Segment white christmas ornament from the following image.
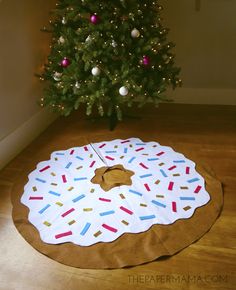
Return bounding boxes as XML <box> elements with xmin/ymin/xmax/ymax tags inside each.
<box><xmin>119</xmin><ymin>86</ymin><xmax>129</xmax><ymax>96</ymax></box>
<box><xmin>92</xmin><ymin>67</ymin><xmax>101</xmax><ymax>76</ymax></box>
<box><xmin>53</xmin><ymin>72</ymin><xmax>62</xmax><ymax>82</ymax></box>
<box><xmin>58</xmin><ymin>36</ymin><xmax>65</xmax><ymax>44</ymax></box>
<box><xmin>131</xmin><ymin>28</ymin><xmax>140</xmax><ymax>38</ymax></box>
<box><xmin>85</xmin><ymin>35</ymin><xmax>92</xmax><ymax>42</ymax></box>
<box><xmin>62</xmin><ymin>17</ymin><xmax>67</xmax><ymax>25</ymax></box>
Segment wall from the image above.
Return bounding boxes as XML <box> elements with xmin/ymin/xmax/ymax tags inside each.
<box><xmin>161</xmin><ymin>0</ymin><xmax>236</xmax><ymax>104</ymax></box>
<box><xmin>0</xmin><ymin>0</ymin><xmax>57</xmax><ymax>169</ymax></box>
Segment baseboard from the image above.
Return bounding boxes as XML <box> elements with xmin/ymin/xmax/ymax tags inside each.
<box><xmin>0</xmin><ymin>109</ymin><xmax>58</xmax><ymax>170</ymax></box>
<box><xmin>168</xmin><ymin>88</ymin><xmax>236</xmax><ymax>105</ymax></box>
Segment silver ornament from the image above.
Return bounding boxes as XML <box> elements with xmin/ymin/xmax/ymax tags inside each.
<box><xmin>131</xmin><ymin>28</ymin><xmax>140</xmax><ymax>38</ymax></box>
<box><xmin>91</xmin><ymin>67</ymin><xmax>101</xmax><ymax>76</ymax></box>
<box><xmin>53</xmin><ymin>72</ymin><xmax>62</xmax><ymax>81</ymax></box>
<box><xmin>119</xmin><ymin>86</ymin><xmax>129</xmax><ymax>96</ymax></box>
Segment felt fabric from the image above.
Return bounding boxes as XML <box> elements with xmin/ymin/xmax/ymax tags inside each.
<box><xmin>19</xmin><ymin>138</ymin><xmax>211</xmax><ymax>246</ymax></box>
<box><xmin>11</xmin><ymin>138</ymin><xmax>223</xmax><ymax>269</ymax></box>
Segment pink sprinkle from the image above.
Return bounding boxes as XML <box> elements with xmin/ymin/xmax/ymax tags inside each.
<box><xmin>61</xmin><ymin>208</ymin><xmax>75</xmax><ymax>218</ymax></box>
<box><xmin>136</xmin><ymin>147</ymin><xmax>144</xmax><ymax>152</ymax></box>
<box><xmin>90</xmin><ymin>160</ymin><xmax>96</xmax><ymax>168</ymax></box>
<box><xmin>99</xmin><ymin>198</ymin><xmax>111</xmax><ymax>202</ymax></box>
<box><xmin>168</xmin><ymin>181</ymin><xmax>174</xmax><ymax>191</ymax></box>
<box><xmin>102</xmin><ymin>223</ymin><xmax>118</xmax><ymax>233</ymax></box>
<box><xmin>99</xmin><ymin>143</ymin><xmax>106</xmax><ymax>148</ymax></box>
<box><xmin>29</xmin><ymin>196</ymin><xmax>43</xmax><ymax>200</ymax></box>
<box><xmin>39</xmin><ymin>165</ymin><xmax>50</xmax><ymax>172</ymax></box>
<box><xmin>156</xmin><ymin>151</ymin><xmax>164</xmax><ymax>156</ymax></box>
<box><xmin>62</xmin><ymin>175</ymin><xmax>67</xmax><ymax>183</ymax></box>
<box><xmin>144</xmin><ymin>183</ymin><xmax>151</xmax><ymax>191</ymax></box>
<box><xmin>70</xmin><ymin>149</ymin><xmax>75</xmax><ymax>155</ymax></box>
<box><xmin>55</xmin><ymin>231</ymin><xmax>72</xmax><ymax>239</ymax></box>
<box><xmin>172</xmin><ymin>202</ymin><xmax>177</xmax><ymax>212</ymax></box>
<box><xmin>194</xmin><ymin>185</ymin><xmax>202</xmax><ymax>193</ymax></box>
<box><xmin>186</xmin><ymin>166</ymin><xmax>190</xmax><ymax>174</ymax></box>
<box><xmin>105</xmin><ymin>156</ymin><xmax>114</xmax><ymax>161</ymax></box>
<box><xmin>139</xmin><ymin>162</ymin><xmax>149</xmax><ymax>169</ymax></box>
<box><xmin>168</xmin><ymin>165</ymin><xmax>177</xmax><ymax>171</ymax></box>
<box><xmin>120</xmin><ymin>206</ymin><xmax>133</xmax><ymax>215</ymax></box>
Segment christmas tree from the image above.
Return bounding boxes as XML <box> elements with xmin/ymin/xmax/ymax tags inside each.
<box><xmin>39</xmin><ymin>0</ymin><xmax>181</xmax><ymax>128</ymax></box>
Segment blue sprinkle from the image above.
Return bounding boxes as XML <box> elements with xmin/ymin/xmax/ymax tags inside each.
<box><xmin>65</xmin><ymin>162</ymin><xmax>72</xmax><ymax>169</ymax></box>
<box><xmin>35</xmin><ymin>178</ymin><xmax>46</xmax><ymax>183</ymax></box>
<box><xmin>151</xmin><ymin>200</ymin><xmax>166</xmax><ymax>208</ymax></box>
<box><xmin>124</xmin><ymin>147</ymin><xmax>128</xmax><ymax>153</ymax></box>
<box><xmin>74</xmin><ymin>177</ymin><xmax>87</xmax><ymax>181</ymax></box>
<box><xmin>160</xmin><ymin>169</ymin><xmax>168</xmax><ymax>177</ymax></box>
<box><xmin>173</xmin><ymin>160</ymin><xmax>185</xmax><ymax>163</ymax></box>
<box><xmin>129</xmin><ymin>189</ymin><xmax>143</xmax><ymax>196</ymax></box>
<box><xmin>48</xmin><ymin>191</ymin><xmax>61</xmax><ymax>197</ymax></box>
<box><xmin>99</xmin><ymin>210</ymin><xmax>115</xmax><ymax>216</ymax></box>
<box><xmin>76</xmin><ymin>156</ymin><xmax>84</xmax><ymax>161</ymax></box>
<box><xmin>187</xmin><ymin>178</ymin><xmax>200</xmax><ymax>183</ymax></box>
<box><xmin>38</xmin><ymin>204</ymin><xmax>51</xmax><ymax>214</ymax></box>
<box><xmin>105</xmin><ymin>151</ymin><xmax>117</xmax><ymax>153</ymax></box>
<box><xmin>180</xmin><ymin>197</ymin><xmax>195</xmax><ymax>201</ymax></box>
<box><xmin>128</xmin><ymin>157</ymin><xmax>136</xmax><ymax>163</ymax></box>
<box><xmin>140</xmin><ymin>174</ymin><xmax>153</xmax><ymax>178</ymax></box>
<box><xmin>55</xmin><ymin>153</ymin><xmax>65</xmax><ymax>156</ymax></box>
<box><xmin>80</xmin><ymin>223</ymin><xmax>91</xmax><ymax>236</ymax></box>
<box><xmin>139</xmin><ymin>215</ymin><xmax>156</xmax><ymax>220</ymax></box>
<box><xmin>136</xmin><ymin>143</ymin><xmax>146</xmax><ymax>145</ymax></box>
<box><xmin>148</xmin><ymin>158</ymin><xmax>159</xmax><ymax>161</ymax></box>
<box><xmin>72</xmin><ymin>194</ymin><xmax>85</xmax><ymax>203</ymax></box>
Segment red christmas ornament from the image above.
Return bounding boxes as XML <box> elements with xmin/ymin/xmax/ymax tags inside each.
<box><xmin>90</xmin><ymin>14</ymin><xmax>100</xmax><ymax>24</ymax></box>
<box><xmin>142</xmin><ymin>55</ymin><xmax>151</xmax><ymax>66</ymax></box>
<box><xmin>61</xmin><ymin>57</ymin><xmax>70</xmax><ymax>68</ymax></box>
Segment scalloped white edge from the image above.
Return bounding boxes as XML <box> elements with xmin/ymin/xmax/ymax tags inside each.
<box><xmin>20</xmin><ymin>137</ymin><xmax>211</xmax><ymax>246</ymax></box>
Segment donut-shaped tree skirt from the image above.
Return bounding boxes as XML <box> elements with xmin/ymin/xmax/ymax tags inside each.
<box><xmin>12</xmin><ymin>138</ymin><xmax>223</xmax><ymax>268</ymax></box>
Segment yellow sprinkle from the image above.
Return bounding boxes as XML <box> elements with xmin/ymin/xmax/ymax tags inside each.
<box><xmin>180</xmin><ymin>186</ymin><xmax>188</xmax><ymax>190</ymax></box>
<box><xmin>56</xmin><ymin>202</ymin><xmax>63</xmax><ymax>207</ymax></box>
<box><xmin>140</xmin><ymin>203</ymin><xmax>147</xmax><ymax>207</ymax></box>
<box><xmin>68</xmin><ymin>220</ymin><xmax>76</xmax><ymax>225</ymax></box>
<box><xmin>155</xmin><ymin>180</ymin><xmax>160</xmax><ymax>185</ymax></box>
<box><xmin>159</xmin><ymin>162</ymin><xmax>164</xmax><ymax>166</ymax></box>
<box><xmin>90</xmin><ymin>154</ymin><xmax>93</xmax><ymax>158</ymax></box>
<box><xmin>114</xmin><ymin>145</ymin><xmax>118</xmax><ymax>148</ymax></box>
<box><xmin>184</xmin><ymin>206</ymin><xmax>191</xmax><ymax>211</ymax></box>
<box><xmin>55</xmin><ymin>158</ymin><xmax>58</xmax><ymax>161</ymax></box>
<box><xmin>43</xmin><ymin>221</ymin><xmax>51</xmax><ymax>227</ymax></box>
<box><xmin>173</xmin><ymin>173</ymin><xmax>180</xmax><ymax>176</ymax></box>
<box><xmin>142</xmin><ymin>153</ymin><xmax>148</xmax><ymax>156</ymax></box>
<box><xmin>51</xmin><ymin>172</ymin><xmax>56</xmax><ymax>176</ymax></box>
<box><xmin>129</xmin><ymin>144</ymin><xmax>133</xmax><ymax>148</ymax></box>
<box><xmin>156</xmin><ymin>195</ymin><xmax>164</xmax><ymax>198</ymax></box>
<box><xmin>120</xmin><ymin>194</ymin><xmax>125</xmax><ymax>199</ymax></box>
<box><xmin>68</xmin><ymin>186</ymin><xmax>74</xmax><ymax>191</ymax></box>
<box><xmin>32</xmin><ymin>186</ymin><xmax>37</xmax><ymax>192</ymax></box>
<box><xmin>51</xmin><ymin>183</ymin><xmax>57</xmax><ymax>186</ymax></box>
<box><xmin>120</xmin><ymin>156</ymin><xmax>124</xmax><ymax>159</ymax></box>
<box><xmin>122</xmin><ymin>220</ymin><xmax>129</xmax><ymax>225</ymax></box>
<box><xmin>90</xmin><ymin>188</ymin><xmax>95</xmax><ymax>193</ymax></box>
<box><xmin>83</xmin><ymin>208</ymin><xmax>93</xmax><ymax>212</ymax></box>
<box><xmin>77</xmin><ymin>166</ymin><xmax>83</xmax><ymax>170</ymax></box>
<box><xmin>94</xmin><ymin>231</ymin><xmax>102</xmax><ymax>237</ymax></box>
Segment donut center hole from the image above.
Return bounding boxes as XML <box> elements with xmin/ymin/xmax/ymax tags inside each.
<box><xmin>91</xmin><ymin>164</ymin><xmax>134</xmax><ymax>191</ymax></box>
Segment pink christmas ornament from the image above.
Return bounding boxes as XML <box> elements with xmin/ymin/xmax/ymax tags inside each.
<box><xmin>61</xmin><ymin>57</ymin><xmax>70</xmax><ymax>68</ymax></box>
<box><xmin>142</xmin><ymin>55</ymin><xmax>151</xmax><ymax>66</ymax></box>
<box><xmin>90</xmin><ymin>14</ymin><xmax>99</xmax><ymax>24</ymax></box>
